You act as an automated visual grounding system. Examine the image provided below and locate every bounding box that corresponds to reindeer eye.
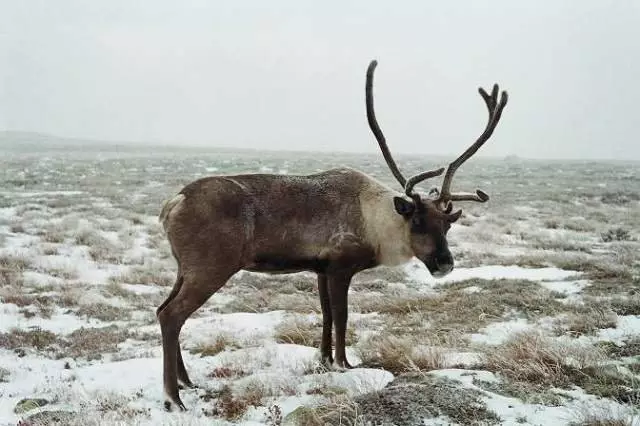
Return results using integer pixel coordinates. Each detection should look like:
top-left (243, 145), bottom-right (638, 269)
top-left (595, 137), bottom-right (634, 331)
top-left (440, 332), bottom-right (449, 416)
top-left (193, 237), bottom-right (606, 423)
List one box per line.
top-left (410, 217), bottom-right (429, 234)
top-left (444, 202), bottom-right (453, 214)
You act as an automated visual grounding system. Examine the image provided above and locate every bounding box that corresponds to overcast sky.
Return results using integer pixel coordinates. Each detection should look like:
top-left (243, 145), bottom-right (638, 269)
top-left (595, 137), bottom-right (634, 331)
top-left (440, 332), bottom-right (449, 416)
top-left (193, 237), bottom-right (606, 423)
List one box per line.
top-left (1, 1), bottom-right (639, 160)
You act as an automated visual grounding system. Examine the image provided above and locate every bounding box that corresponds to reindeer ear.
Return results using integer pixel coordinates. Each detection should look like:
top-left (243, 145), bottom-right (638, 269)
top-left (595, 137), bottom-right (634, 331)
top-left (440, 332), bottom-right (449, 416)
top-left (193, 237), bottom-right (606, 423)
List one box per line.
top-left (393, 197), bottom-right (415, 217)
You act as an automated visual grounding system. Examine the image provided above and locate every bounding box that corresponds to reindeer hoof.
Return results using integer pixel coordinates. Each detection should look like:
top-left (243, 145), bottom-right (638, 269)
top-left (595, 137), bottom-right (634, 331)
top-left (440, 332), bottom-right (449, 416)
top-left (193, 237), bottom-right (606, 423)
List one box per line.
top-left (335, 358), bottom-right (353, 370)
top-left (179, 380), bottom-right (197, 389)
top-left (321, 355), bottom-right (334, 369)
top-left (164, 399), bottom-right (187, 412)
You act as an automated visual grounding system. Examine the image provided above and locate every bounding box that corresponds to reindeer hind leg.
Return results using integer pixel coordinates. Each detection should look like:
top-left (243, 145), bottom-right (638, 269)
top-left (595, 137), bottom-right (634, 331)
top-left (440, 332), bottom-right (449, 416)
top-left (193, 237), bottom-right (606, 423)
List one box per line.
top-left (158, 267), bottom-right (236, 411)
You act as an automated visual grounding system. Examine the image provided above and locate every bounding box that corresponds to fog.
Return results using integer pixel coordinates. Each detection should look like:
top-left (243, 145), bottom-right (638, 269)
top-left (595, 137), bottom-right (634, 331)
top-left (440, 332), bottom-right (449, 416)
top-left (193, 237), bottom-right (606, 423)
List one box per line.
top-left (1, 0), bottom-right (639, 160)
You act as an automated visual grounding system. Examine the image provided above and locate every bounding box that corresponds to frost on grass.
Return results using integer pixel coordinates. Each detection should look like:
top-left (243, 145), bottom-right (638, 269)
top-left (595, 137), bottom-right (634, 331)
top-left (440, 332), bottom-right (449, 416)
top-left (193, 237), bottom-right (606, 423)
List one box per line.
top-left (356, 334), bottom-right (448, 374)
top-left (295, 373), bottom-right (500, 426)
top-left (2, 151), bottom-right (640, 425)
top-left (482, 331), bottom-right (640, 404)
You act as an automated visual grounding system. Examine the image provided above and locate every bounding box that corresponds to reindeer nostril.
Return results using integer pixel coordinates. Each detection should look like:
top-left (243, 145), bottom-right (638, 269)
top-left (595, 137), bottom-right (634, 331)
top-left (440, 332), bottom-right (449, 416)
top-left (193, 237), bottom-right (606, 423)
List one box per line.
top-left (436, 253), bottom-right (454, 274)
top-left (437, 253), bottom-right (453, 266)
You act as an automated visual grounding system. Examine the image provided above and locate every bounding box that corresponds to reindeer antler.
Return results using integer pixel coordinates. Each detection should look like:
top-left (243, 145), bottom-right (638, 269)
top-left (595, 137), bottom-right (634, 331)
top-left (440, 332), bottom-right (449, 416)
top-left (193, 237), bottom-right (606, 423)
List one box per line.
top-left (366, 60), bottom-right (508, 201)
top-left (366, 60), bottom-right (444, 196)
top-left (437, 84), bottom-right (508, 204)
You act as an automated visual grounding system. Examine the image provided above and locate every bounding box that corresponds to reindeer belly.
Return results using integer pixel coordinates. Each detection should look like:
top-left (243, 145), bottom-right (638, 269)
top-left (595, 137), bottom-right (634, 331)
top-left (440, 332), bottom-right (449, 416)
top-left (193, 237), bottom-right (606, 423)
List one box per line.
top-left (244, 253), bottom-right (329, 274)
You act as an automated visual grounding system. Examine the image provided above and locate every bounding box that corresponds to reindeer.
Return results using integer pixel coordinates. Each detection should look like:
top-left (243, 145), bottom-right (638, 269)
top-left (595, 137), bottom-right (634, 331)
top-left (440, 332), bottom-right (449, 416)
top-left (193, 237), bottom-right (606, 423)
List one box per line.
top-left (156, 59), bottom-right (508, 410)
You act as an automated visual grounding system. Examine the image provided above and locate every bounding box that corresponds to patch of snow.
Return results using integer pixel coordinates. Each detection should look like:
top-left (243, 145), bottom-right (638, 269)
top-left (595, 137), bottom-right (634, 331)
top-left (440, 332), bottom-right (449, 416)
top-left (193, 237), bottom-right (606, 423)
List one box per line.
top-left (319, 367), bottom-right (394, 396)
top-left (597, 315), bottom-right (640, 343)
top-left (182, 311), bottom-right (287, 346)
top-left (121, 283), bottom-right (164, 295)
top-left (470, 318), bottom-right (533, 345)
top-left (446, 351), bottom-right (483, 367)
top-left (22, 271), bottom-right (64, 287)
top-left (540, 279), bottom-right (589, 295)
top-left (0, 207), bottom-right (17, 220)
top-left (0, 304), bottom-right (105, 334)
top-left (405, 261), bottom-right (579, 286)
top-left (423, 416), bottom-right (454, 425)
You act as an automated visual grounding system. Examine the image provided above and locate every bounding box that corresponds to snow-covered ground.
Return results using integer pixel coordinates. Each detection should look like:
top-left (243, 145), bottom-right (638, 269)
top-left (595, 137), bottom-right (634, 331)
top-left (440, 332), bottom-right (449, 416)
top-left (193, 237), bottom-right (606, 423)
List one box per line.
top-left (1, 150), bottom-right (639, 425)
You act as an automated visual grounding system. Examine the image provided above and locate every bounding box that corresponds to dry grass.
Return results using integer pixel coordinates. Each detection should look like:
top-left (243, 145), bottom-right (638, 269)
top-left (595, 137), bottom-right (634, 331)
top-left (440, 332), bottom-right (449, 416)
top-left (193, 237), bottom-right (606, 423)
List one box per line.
top-left (205, 382), bottom-right (270, 421)
top-left (484, 331), bottom-right (602, 386)
top-left (570, 403), bottom-right (637, 426)
top-left (109, 265), bottom-right (174, 287)
top-left (222, 288), bottom-right (320, 314)
top-left (609, 296), bottom-right (640, 316)
top-left (0, 267), bottom-right (20, 287)
top-left (285, 394), bottom-right (364, 426)
top-left (558, 303), bottom-right (618, 336)
top-left (190, 334), bottom-right (239, 357)
top-left (76, 303), bottom-right (132, 322)
top-left (484, 331), bottom-right (640, 403)
top-left (355, 279), bottom-right (564, 338)
top-left (274, 317), bottom-right (318, 347)
top-left (74, 228), bottom-right (110, 247)
top-left (273, 316), bottom-right (358, 348)
top-left (598, 337), bottom-right (640, 359)
top-left (0, 254), bottom-right (32, 272)
top-left (88, 243), bottom-right (123, 264)
top-left (41, 228), bottom-right (67, 243)
top-left (208, 366), bottom-right (249, 379)
top-left (102, 281), bottom-right (138, 299)
top-left (294, 373), bottom-right (500, 426)
top-left (2, 154), bottom-right (640, 424)
top-left (39, 265), bottom-right (79, 280)
top-left (357, 334), bottom-right (447, 374)
top-left (0, 327), bottom-right (60, 352)
top-left (473, 377), bottom-right (565, 406)
top-left (0, 366), bottom-right (11, 382)
top-left (62, 326), bottom-right (131, 360)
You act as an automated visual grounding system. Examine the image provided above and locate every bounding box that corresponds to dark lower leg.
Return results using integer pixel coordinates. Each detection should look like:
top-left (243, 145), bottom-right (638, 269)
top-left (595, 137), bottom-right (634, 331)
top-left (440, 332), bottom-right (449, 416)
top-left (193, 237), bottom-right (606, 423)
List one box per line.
top-left (328, 274), bottom-right (352, 369)
top-left (318, 273), bottom-right (333, 366)
top-left (159, 319), bottom-right (186, 411)
top-left (177, 341), bottom-right (194, 388)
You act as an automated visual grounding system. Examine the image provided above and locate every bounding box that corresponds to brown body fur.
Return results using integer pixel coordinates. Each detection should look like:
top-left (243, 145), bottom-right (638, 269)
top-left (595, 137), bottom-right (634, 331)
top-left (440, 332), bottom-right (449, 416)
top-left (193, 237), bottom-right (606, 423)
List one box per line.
top-left (157, 167), bottom-right (419, 410)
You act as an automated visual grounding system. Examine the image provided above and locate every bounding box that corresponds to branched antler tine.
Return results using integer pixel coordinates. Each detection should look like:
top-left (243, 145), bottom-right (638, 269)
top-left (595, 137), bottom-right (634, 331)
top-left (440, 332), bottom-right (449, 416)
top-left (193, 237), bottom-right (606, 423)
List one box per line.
top-left (448, 190), bottom-right (490, 203)
top-left (366, 59), bottom-right (407, 188)
top-left (439, 84), bottom-right (508, 201)
top-left (404, 167), bottom-right (445, 196)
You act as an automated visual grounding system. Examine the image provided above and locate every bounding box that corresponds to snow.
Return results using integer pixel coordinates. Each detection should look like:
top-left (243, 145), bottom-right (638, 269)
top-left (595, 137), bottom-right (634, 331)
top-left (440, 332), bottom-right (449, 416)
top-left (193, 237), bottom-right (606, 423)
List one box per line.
top-left (0, 304), bottom-right (105, 334)
top-left (122, 283), bottom-right (165, 295)
top-left (428, 369), bottom-right (639, 426)
top-left (597, 315), bottom-right (640, 343)
top-left (0, 339), bottom-right (393, 426)
top-left (539, 279), bottom-right (589, 295)
top-left (182, 311), bottom-right (286, 346)
top-left (469, 318), bottom-right (533, 346)
top-left (2, 152), bottom-right (638, 425)
top-left (405, 261), bottom-right (580, 286)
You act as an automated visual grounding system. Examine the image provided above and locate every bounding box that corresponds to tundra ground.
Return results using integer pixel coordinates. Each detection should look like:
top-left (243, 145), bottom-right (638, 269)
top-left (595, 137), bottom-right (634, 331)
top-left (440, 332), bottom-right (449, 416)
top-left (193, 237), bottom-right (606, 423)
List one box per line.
top-left (1, 148), bottom-right (639, 425)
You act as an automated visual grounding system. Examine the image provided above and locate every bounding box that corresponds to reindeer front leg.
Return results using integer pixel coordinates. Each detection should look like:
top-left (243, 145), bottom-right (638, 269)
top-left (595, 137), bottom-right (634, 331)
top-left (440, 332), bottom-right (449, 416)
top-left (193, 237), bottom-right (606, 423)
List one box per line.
top-left (317, 273), bottom-right (334, 367)
top-left (327, 272), bottom-right (353, 369)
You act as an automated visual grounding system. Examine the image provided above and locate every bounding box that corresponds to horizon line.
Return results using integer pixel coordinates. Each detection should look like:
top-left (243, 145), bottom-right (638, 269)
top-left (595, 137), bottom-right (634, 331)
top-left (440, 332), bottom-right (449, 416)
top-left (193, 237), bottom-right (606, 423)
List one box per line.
top-left (1, 129), bottom-right (638, 163)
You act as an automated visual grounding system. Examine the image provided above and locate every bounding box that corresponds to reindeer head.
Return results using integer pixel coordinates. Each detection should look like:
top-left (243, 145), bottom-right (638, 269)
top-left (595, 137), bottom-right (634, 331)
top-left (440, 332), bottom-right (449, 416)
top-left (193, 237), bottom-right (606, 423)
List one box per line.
top-left (366, 60), bottom-right (508, 277)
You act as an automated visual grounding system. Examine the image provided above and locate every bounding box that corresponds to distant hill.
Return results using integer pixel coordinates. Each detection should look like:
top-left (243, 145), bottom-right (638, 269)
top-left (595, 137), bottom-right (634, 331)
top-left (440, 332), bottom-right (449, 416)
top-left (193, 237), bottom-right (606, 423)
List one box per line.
top-left (0, 130), bottom-right (123, 151)
top-left (0, 131), bottom-right (239, 154)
